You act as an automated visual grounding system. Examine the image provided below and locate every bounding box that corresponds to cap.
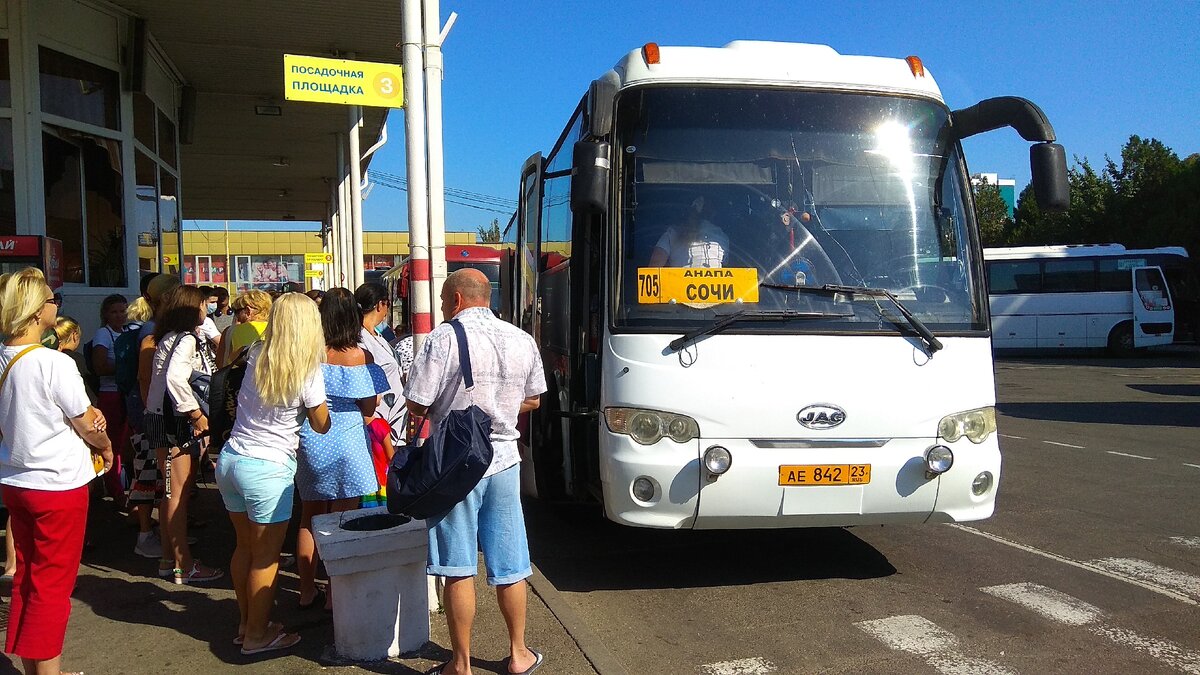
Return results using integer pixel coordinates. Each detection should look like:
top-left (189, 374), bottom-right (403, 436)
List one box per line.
top-left (146, 274), bottom-right (181, 302)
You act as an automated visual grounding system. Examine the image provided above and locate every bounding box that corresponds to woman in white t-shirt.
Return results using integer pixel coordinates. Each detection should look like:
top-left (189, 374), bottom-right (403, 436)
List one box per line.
top-left (216, 293), bottom-right (330, 656)
top-left (90, 293), bottom-right (129, 509)
top-left (0, 267), bottom-right (112, 675)
top-left (356, 283), bottom-right (407, 443)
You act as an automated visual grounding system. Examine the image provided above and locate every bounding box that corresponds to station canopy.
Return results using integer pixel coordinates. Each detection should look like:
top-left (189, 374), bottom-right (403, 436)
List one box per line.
top-left (111, 0), bottom-right (400, 222)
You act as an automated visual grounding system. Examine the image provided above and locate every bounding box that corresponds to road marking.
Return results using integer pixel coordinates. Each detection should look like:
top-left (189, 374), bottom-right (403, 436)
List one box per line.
top-left (1088, 558), bottom-right (1200, 602)
top-left (999, 434), bottom-right (1025, 440)
top-left (699, 657), bottom-right (777, 675)
top-left (1170, 537), bottom-right (1200, 550)
top-left (856, 615), bottom-right (1017, 675)
top-left (1042, 440), bottom-right (1085, 449)
top-left (1107, 451), bottom-right (1156, 460)
top-left (983, 583), bottom-right (1200, 674)
top-left (1184, 463), bottom-right (1200, 470)
top-left (947, 525), bottom-right (1198, 606)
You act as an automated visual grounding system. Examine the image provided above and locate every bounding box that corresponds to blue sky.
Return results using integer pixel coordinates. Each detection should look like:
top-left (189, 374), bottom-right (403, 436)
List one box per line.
top-left (192, 1), bottom-right (1199, 234)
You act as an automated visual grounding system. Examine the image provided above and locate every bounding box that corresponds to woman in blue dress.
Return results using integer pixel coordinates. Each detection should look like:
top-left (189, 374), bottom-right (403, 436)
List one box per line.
top-left (296, 288), bottom-right (389, 609)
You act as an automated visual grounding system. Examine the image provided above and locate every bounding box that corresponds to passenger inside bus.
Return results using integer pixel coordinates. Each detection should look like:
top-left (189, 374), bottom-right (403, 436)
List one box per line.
top-left (647, 196), bottom-right (729, 268)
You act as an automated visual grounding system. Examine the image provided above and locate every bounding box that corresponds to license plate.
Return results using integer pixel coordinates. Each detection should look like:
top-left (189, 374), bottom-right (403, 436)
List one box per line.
top-left (778, 464), bottom-right (871, 486)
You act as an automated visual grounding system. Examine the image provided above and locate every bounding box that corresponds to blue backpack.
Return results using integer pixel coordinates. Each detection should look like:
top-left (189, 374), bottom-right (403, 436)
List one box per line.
top-left (386, 320), bottom-right (494, 520)
top-left (114, 322), bottom-right (144, 395)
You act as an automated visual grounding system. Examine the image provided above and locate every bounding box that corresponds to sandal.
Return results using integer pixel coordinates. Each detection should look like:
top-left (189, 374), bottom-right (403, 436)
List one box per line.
top-left (509, 649), bottom-right (544, 675)
top-left (174, 560), bottom-right (223, 585)
top-left (235, 621), bottom-right (282, 645)
top-left (298, 588), bottom-right (326, 610)
top-left (240, 629), bottom-right (300, 655)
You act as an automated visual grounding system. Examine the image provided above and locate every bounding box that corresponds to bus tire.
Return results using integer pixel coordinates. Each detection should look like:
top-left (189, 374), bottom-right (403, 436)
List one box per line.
top-left (532, 389), bottom-right (568, 501)
top-left (1107, 321), bottom-right (1135, 356)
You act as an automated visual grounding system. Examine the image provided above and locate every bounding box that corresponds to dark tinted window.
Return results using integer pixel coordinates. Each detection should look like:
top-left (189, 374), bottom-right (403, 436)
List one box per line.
top-left (988, 261), bottom-right (1041, 294)
top-left (1042, 259), bottom-right (1095, 293)
top-left (39, 47), bottom-right (120, 129)
top-left (1096, 258), bottom-right (1131, 292)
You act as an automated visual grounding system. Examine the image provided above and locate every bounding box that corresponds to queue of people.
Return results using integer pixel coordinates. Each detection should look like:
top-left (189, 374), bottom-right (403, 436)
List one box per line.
top-left (0, 268), bottom-right (547, 674)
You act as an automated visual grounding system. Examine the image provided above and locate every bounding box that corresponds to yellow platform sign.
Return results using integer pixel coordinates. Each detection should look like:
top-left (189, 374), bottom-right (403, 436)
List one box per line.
top-left (637, 267), bottom-right (760, 308)
top-left (305, 252), bottom-right (334, 265)
top-left (285, 54), bottom-right (403, 108)
top-left (304, 269), bottom-right (324, 278)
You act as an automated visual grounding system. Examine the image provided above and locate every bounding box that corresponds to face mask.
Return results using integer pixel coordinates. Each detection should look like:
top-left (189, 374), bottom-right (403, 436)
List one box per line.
top-left (207, 303), bottom-right (218, 315)
top-left (375, 319), bottom-right (389, 334)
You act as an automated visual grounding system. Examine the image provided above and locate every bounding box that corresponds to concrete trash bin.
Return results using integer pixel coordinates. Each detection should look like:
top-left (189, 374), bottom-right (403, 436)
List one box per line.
top-left (312, 506), bottom-right (430, 661)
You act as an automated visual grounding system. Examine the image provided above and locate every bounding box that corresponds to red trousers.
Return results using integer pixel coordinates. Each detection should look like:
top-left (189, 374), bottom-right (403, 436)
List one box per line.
top-left (97, 391), bottom-right (128, 500)
top-left (2, 484), bottom-right (88, 660)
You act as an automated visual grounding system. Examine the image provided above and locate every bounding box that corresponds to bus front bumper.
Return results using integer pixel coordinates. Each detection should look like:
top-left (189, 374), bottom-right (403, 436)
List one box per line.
top-left (599, 431), bottom-right (1001, 529)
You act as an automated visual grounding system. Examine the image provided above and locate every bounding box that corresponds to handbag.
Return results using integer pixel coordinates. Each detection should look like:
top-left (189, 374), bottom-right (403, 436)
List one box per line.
top-left (161, 332), bottom-right (212, 418)
top-left (386, 320), bottom-right (494, 520)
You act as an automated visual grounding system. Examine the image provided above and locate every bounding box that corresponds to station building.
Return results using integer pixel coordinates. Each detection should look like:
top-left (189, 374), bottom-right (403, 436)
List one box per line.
top-left (0, 0), bottom-right (403, 332)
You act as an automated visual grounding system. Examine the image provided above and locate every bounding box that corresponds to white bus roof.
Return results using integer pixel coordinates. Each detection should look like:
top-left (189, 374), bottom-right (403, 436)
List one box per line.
top-left (608, 41), bottom-right (944, 102)
top-left (983, 244), bottom-right (1190, 260)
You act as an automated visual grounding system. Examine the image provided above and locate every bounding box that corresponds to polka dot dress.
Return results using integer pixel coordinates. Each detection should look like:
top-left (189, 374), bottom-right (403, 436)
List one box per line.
top-left (296, 362), bottom-right (390, 501)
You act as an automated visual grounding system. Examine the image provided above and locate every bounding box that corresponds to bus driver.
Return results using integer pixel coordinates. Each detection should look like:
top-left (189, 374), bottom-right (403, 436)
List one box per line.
top-left (647, 196), bottom-right (729, 269)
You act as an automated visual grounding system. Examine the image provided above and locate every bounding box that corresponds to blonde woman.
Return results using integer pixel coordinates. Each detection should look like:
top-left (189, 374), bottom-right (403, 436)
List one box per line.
top-left (218, 290), bottom-right (271, 367)
top-left (215, 293), bottom-right (331, 655)
top-left (0, 268), bottom-right (112, 675)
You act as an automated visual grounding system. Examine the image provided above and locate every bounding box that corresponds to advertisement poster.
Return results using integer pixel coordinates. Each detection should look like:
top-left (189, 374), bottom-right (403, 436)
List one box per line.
top-left (43, 237), bottom-right (64, 290)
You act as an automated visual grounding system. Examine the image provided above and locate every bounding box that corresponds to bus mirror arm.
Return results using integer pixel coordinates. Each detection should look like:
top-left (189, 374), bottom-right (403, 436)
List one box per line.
top-left (951, 97), bottom-right (1070, 213)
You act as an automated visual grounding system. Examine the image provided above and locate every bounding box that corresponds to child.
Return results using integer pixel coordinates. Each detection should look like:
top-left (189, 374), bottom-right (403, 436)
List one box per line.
top-left (55, 317), bottom-right (98, 404)
top-left (360, 417), bottom-right (395, 508)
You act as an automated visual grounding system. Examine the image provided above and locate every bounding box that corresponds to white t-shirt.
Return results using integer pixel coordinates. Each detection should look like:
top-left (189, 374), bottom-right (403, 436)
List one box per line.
top-left (199, 317), bottom-right (221, 343)
top-left (90, 325), bottom-right (122, 392)
top-left (405, 307), bottom-right (547, 477)
top-left (654, 220), bottom-right (728, 268)
top-left (0, 345), bottom-right (95, 490)
top-left (360, 327), bottom-right (407, 442)
top-left (223, 347), bottom-right (325, 467)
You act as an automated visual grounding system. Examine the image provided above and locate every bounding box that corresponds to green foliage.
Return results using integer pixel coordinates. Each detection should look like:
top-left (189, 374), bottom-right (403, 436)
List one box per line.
top-left (476, 218), bottom-right (501, 243)
top-left (1004, 136), bottom-right (1198, 258)
top-left (971, 176), bottom-right (1013, 247)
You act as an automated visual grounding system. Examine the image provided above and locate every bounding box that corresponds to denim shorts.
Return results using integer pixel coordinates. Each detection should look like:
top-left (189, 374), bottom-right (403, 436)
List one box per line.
top-left (215, 450), bottom-right (296, 525)
top-left (427, 465), bottom-right (531, 586)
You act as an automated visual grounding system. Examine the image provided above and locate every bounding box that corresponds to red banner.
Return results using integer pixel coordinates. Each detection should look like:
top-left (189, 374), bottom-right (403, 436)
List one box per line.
top-left (0, 235), bottom-right (41, 258)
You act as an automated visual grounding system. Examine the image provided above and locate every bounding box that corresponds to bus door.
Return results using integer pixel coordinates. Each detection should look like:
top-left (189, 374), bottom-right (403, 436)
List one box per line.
top-left (1133, 266), bottom-right (1174, 346)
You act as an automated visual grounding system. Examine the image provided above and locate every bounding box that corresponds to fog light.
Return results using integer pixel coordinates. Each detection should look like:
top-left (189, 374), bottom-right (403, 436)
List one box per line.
top-left (632, 476), bottom-right (656, 502)
top-left (971, 471), bottom-right (993, 496)
top-left (703, 445), bottom-right (732, 475)
top-left (925, 445), bottom-right (954, 477)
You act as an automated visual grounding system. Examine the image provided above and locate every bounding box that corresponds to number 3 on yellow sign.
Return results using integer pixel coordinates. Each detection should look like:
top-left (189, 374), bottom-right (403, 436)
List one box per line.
top-left (373, 72), bottom-right (401, 100)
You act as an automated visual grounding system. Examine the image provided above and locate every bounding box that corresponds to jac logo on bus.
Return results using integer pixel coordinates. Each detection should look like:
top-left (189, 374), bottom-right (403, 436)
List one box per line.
top-left (797, 404), bottom-right (846, 430)
top-left (637, 267), bottom-right (759, 308)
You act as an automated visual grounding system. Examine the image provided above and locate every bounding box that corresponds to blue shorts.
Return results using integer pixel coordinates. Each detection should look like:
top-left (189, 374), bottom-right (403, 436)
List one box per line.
top-left (215, 450), bottom-right (296, 525)
top-left (427, 465), bottom-right (531, 586)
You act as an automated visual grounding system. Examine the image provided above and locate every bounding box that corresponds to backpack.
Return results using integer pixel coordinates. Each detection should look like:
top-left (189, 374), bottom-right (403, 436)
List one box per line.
top-left (387, 320), bottom-right (494, 520)
top-left (114, 322), bottom-right (143, 394)
top-left (207, 345), bottom-right (252, 450)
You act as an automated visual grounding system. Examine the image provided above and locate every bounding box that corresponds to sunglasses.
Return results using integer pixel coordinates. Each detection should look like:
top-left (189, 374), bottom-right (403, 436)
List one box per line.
top-left (45, 297), bottom-right (63, 308)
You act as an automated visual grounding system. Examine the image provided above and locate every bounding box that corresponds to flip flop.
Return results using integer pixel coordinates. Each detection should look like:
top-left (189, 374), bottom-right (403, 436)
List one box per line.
top-left (234, 621), bottom-right (282, 645)
top-left (509, 649), bottom-right (544, 675)
top-left (298, 589), bottom-right (326, 610)
top-left (239, 630), bottom-right (300, 655)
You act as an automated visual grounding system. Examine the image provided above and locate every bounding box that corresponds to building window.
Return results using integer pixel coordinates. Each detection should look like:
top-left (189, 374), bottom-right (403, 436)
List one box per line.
top-left (159, 169), bottom-right (179, 275)
top-left (157, 110), bottom-right (177, 169)
top-left (134, 151), bottom-right (159, 275)
top-left (38, 47), bottom-right (120, 130)
top-left (0, 120), bottom-right (15, 235)
top-left (0, 39), bottom-right (12, 108)
top-left (133, 93), bottom-right (156, 151)
top-left (42, 132), bottom-right (85, 283)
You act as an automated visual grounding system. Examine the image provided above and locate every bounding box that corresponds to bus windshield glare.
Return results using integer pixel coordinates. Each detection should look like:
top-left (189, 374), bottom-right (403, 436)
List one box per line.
top-left (614, 87), bottom-right (986, 333)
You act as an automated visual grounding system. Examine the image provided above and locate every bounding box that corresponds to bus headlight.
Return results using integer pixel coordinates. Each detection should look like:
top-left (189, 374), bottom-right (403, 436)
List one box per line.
top-left (925, 445), bottom-right (954, 476)
top-left (605, 407), bottom-right (700, 446)
top-left (703, 445), bottom-right (732, 475)
top-left (937, 407), bottom-right (996, 444)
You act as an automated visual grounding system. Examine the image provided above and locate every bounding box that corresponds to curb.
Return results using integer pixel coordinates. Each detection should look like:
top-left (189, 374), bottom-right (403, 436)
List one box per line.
top-left (527, 564), bottom-right (630, 675)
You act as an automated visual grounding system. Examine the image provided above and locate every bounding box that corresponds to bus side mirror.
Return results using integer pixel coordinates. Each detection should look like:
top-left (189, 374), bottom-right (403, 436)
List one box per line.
top-left (571, 141), bottom-right (610, 214)
top-left (1031, 142), bottom-right (1070, 212)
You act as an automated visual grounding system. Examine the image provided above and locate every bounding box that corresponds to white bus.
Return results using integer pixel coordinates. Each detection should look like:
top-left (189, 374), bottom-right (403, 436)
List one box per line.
top-left (984, 245), bottom-right (1182, 353)
top-left (502, 41), bottom-right (1069, 529)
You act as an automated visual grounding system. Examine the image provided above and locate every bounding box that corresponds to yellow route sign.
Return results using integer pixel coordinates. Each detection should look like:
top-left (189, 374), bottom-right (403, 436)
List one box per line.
top-left (305, 252), bottom-right (334, 265)
top-left (637, 267), bottom-right (760, 308)
top-left (305, 269), bottom-right (324, 278)
top-left (285, 54), bottom-right (403, 108)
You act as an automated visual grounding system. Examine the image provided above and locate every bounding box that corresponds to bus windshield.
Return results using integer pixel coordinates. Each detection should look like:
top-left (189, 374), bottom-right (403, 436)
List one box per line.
top-left (614, 87), bottom-right (986, 334)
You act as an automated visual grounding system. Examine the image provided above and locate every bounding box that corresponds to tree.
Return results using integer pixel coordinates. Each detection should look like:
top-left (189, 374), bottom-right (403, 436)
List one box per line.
top-left (476, 218), bottom-right (501, 243)
top-left (971, 176), bottom-right (1012, 247)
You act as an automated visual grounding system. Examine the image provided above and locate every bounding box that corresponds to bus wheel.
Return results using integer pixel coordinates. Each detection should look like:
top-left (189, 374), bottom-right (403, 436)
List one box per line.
top-left (1107, 321), bottom-right (1135, 356)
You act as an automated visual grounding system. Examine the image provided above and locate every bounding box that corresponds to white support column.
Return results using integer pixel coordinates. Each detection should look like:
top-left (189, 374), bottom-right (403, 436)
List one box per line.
top-left (335, 132), bottom-right (349, 287)
top-left (349, 105), bottom-right (366, 289)
top-left (423, 0), bottom-right (448, 325)
top-left (401, 0), bottom-right (431, 348)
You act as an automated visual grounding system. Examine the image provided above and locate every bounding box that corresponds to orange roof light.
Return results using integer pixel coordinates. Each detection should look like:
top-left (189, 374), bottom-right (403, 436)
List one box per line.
top-left (642, 42), bottom-right (661, 65)
top-left (905, 55), bottom-right (925, 78)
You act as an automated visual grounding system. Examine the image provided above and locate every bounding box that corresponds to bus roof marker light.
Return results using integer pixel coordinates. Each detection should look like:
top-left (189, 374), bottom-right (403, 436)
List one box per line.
top-left (905, 55), bottom-right (925, 78)
top-left (642, 43), bottom-right (661, 65)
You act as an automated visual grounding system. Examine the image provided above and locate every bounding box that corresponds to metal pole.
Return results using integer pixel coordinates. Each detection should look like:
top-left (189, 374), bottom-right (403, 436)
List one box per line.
top-left (402, 0), bottom-right (431, 350)
top-left (335, 132), bottom-right (348, 287)
top-left (349, 104), bottom-right (366, 289)
top-left (224, 219), bottom-right (231, 295)
top-left (424, 0), bottom-right (447, 325)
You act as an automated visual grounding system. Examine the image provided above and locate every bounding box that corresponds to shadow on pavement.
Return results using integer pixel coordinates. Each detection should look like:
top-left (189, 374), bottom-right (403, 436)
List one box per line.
top-left (1000, 400), bottom-right (1200, 427)
top-left (525, 501), bottom-right (895, 593)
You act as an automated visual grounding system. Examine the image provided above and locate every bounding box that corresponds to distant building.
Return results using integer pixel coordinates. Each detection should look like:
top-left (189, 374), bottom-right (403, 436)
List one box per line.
top-left (971, 173), bottom-right (1017, 219)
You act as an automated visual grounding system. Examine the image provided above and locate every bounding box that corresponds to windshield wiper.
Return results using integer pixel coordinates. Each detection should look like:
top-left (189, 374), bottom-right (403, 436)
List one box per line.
top-left (758, 283), bottom-right (944, 354)
top-left (667, 309), bottom-right (845, 352)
